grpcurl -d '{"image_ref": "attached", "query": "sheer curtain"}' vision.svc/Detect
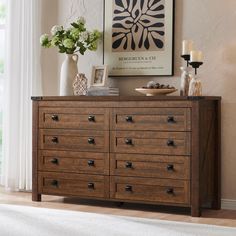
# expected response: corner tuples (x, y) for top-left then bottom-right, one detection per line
(1, 0), (42, 191)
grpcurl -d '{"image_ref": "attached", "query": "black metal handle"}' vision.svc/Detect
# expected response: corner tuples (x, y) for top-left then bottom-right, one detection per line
(88, 160), (95, 166)
(88, 138), (95, 144)
(51, 180), (58, 186)
(51, 114), (59, 121)
(167, 164), (174, 171)
(126, 116), (133, 123)
(88, 115), (95, 122)
(51, 158), (59, 164)
(167, 116), (175, 123)
(166, 188), (174, 195)
(88, 183), (94, 189)
(125, 138), (133, 145)
(167, 140), (174, 146)
(125, 185), (133, 192)
(51, 137), (58, 143)
(125, 162), (133, 169)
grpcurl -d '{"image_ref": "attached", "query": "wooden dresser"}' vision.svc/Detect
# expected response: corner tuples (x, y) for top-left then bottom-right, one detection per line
(32, 96), (221, 217)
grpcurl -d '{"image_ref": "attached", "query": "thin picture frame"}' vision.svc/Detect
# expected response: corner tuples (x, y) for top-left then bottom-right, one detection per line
(90, 65), (108, 87)
(103, 0), (175, 77)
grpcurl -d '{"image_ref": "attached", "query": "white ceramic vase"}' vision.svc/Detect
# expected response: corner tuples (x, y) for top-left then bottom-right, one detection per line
(60, 54), (78, 96)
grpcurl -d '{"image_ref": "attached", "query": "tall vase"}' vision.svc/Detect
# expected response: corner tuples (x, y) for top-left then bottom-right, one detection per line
(60, 54), (78, 96)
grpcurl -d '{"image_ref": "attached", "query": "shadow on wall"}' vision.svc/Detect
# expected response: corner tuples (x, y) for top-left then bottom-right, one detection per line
(41, 0), (59, 96)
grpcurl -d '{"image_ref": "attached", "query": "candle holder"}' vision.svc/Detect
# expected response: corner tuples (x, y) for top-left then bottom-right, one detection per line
(189, 61), (203, 75)
(181, 54), (190, 67)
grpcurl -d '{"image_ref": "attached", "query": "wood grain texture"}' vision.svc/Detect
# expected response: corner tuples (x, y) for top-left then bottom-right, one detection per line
(38, 172), (109, 199)
(38, 150), (109, 175)
(110, 176), (190, 205)
(32, 101), (41, 201)
(32, 96), (221, 217)
(111, 107), (191, 131)
(39, 107), (109, 130)
(111, 131), (191, 155)
(39, 129), (109, 152)
(110, 153), (190, 179)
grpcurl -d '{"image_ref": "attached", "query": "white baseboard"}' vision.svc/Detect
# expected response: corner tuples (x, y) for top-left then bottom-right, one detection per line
(221, 199), (236, 210)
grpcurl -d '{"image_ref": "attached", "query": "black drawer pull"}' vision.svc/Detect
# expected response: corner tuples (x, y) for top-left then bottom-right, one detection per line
(167, 116), (175, 123)
(51, 158), (59, 164)
(51, 180), (58, 187)
(125, 138), (133, 145)
(167, 164), (174, 171)
(125, 162), (133, 169)
(51, 114), (59, 121)
(51, 137), (59, 143)
(167, 140), (174, 146)
(126, 116), (133, 123)
(88, 115), (95, 122)
(166, 188), (174, 195)
(125, 185), (133, 192)
(88, 138), (95, 144)
(88, 183), (94, 189)
(88, 160), (95, 166)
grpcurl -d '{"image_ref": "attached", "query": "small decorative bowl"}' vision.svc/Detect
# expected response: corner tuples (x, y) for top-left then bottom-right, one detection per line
(135, 88), (178, 96)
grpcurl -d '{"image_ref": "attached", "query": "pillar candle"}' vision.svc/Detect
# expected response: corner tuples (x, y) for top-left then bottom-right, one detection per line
(190, 51), (203, 62)
(182, 40), (194, 55)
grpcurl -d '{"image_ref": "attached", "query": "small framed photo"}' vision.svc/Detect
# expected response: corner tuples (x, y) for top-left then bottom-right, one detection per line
(90, 65), (108, 87)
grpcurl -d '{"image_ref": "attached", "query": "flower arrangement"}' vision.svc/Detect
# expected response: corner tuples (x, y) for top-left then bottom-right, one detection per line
(40, 17), (101, 55)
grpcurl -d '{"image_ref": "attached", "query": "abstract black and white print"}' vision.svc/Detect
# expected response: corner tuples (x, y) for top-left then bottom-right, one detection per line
(112, 0), (165, 52)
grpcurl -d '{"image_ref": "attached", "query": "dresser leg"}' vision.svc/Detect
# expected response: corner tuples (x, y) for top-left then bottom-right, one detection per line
(212, 199), (221, 210)
(32, 193), (41, 202)
(191, 206), (201, 217)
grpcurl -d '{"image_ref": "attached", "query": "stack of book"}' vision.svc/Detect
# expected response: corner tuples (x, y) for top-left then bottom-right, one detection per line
(88, 87), (119, 96)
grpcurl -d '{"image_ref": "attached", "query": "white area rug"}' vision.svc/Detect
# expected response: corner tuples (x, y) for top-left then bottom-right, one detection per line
(0, 204), (235, 236)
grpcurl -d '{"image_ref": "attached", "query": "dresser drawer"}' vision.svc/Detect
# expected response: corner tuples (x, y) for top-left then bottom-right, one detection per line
(39, 129), (109, 152)
(110, 176), (190, 205)
(38, 172), (109, 198)
(112, 108), (191, 131)
(39, 150), (109, 175)
(110, 154), (190, 179)
(39, 107), (109, 130)
(111, 131), (191, 155)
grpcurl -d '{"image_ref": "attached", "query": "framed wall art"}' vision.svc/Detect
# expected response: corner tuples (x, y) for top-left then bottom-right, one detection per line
(104, 0), (175, 77)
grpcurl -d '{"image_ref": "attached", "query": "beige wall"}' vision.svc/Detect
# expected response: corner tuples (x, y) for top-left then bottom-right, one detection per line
(41, 0), (236, 200)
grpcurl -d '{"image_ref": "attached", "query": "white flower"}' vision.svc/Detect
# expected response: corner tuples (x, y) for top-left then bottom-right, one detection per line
(80, 31), (89, 41)
(40, 34), (49, 44)
(77, 16), (86, 25)
(51, 25), (63, 35)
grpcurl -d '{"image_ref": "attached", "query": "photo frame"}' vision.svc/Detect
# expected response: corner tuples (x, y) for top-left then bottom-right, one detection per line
(90, 65), (108, 87)
(103, 0), (175, 77)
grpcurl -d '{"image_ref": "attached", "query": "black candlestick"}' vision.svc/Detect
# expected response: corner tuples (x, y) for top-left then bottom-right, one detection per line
(181, 54), (190, 67)
(189, 62), (203, 75)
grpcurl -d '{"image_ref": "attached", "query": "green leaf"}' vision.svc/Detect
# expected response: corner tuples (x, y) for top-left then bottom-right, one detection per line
(71, 23), (79, 28)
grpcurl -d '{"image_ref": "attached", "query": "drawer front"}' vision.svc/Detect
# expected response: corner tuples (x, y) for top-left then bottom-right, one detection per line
(110, 154), (190, 179)
(111, 131), (191, 155)
(38, 172), (109, 198)
(112, 108), (191, 131)
(110, 176), (190, 205)
(39, 150), (109, 175)
(39, 107), (109, 130)
(39, 129), (109, 152)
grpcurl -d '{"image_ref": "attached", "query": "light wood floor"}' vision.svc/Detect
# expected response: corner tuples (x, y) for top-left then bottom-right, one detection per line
(0, 188), (235, 228)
